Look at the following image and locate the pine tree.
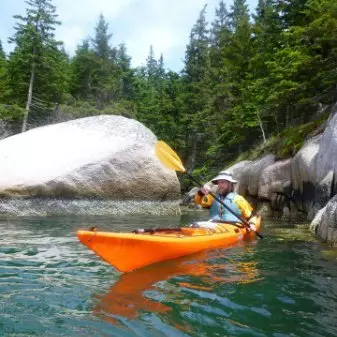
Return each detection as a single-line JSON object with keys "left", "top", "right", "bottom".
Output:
{"left": 229, "top": 0, "right": 250, "bottom": 30}
{"left": 116, "top": 43, "right": 131, "bottom": 73}
{"left": 183, "top": 5, "right": 211, "bottom": 173}
{"left": 206, "top": 1, "right": 239, "bottom": 167}
{"left": 0, "top": 40, "right": 5, "bottom": 60}
{"left": 132, "top": 49, "right": 180, "bottom": 146}
{"left": 165, "top": 70, "right": 185, "bottom": 149}
{"left": 90, "top": 14, "right": 120, "bottom": 104}
{"left": 7, "top": 0, "right": 67, "bottom": 131}
{"left": 146, "top": 45, "right": 157, "bottom": 79}
{"left": 185, "top": 6, "right": 209, "bottom": 82}
{"left": 263, "top": 0, "right": 318, "bottom": 129}
{"left": 252, "top": 0, "right": 282, "bottom": 77}
{"left": 247, "top": 0, "right": 283, "bottom": 139}
{"left": 154, "top": 54, "right": 174, "bottom": 138}
{"left": 70, "top": 39, "right": 96, "bottom": 100}
{"left": 116, "top": 43, "right": 133, "bottom": 99}
{"left": 228, "top": 0, "right": 251, "bottom": 83}
{"left": 276, "top": 0, "right": 309, "bottom": 28}
{"left": 135, "top": 46, "right": 159, "bottom": 131}
{"left": 216, "top": 0, "right": 255, "bottom": 154}
{"left": 157, "top": 54, "right": 165, "bottom": 80}
{"left": 301, "top": 0, "right": 337, "bottom": 104}
{"left": 92, "top": 14, "right": 113, "bottom": 61}
{"left": 0, "top": 40, "right": 7, "bottom": 103}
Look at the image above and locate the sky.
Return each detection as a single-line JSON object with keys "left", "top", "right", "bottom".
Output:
{"left": 0, "top": 0, "right": 258, "bottom": 72}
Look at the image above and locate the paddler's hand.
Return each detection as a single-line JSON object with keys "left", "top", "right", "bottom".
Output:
{"left": 248, "top": 223, "right": 256, "bottom": 232}
{"left": 200, "top": 184, "right": 211, "bottom": 195}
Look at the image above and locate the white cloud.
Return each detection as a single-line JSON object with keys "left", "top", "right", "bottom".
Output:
{"left": 55, "top": 0, "right": 133, "bottom": 21}
{"left": 53, "top": 0, "right": 134, "bottom": 53}
{"left": 57, "top": 25, "right": 86, "bottom": 52}
{"left": 126, "top": 28, "right": 176, "bottom": 68}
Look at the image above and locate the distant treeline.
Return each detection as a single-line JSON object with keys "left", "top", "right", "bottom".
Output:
{"left": 0, "top": 0, "right": 337, "bottom": 181}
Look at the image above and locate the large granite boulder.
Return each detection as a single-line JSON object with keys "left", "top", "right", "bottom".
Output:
{"left": 0, "top": 115, "right": 180, "bottom": 201}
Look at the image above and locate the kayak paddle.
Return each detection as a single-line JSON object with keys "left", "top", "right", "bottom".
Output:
{"left": 155, "top": 140, "right": 264, "bottom": 239}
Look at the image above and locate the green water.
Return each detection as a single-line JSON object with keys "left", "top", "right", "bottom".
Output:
{"left": 1, "top": 212, "right": 337, "bottom": 337}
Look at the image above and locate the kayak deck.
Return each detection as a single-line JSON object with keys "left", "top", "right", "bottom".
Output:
{"left": 77, "top": 216, "right": 261, "bottom": 273}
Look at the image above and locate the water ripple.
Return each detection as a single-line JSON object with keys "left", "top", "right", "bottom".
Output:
{"left": 1, "top": 216, "right": 337, "bottom": 336}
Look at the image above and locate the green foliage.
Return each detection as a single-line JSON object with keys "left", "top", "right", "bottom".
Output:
{"left": 0, "top": 40, "right": 7, "bottom": 102}
{"left": 92, "top": 14, "right": 113, "bottom": 61}
{"left": 0, "top": 104, "right": 25, "bottom": 120}
{"left": 58, "top": 99, "right": 137, "bottom": 119}
{"left": 181, "top": 5, "right": 212, "bottom": 173}
{"left": 232, "top": 112, "right": 329, "bottom": 164}
{"left": 116, "top": 43, "right": 133, "bottom": 99}
{"left": 277, "top": 114, "right": 329, "bottom": 157}
{"left": 70, "top": 15, "right": 133, "bottom": 106}
{"left": 69, "top": 39, "right": 95, "bottom": 99}
{"left": 0, "top": 40, "right": 5, "bottom": 60}
{"left": 132, "top": 48, "right": 183, "bottom": 151}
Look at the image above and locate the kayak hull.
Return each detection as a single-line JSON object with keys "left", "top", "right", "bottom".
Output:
{"left": 77, "top": 216, "right": 261, "bottom": 273}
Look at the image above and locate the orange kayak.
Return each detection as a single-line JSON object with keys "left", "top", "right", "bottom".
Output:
{"left": 77, "top": 215, "right": 261, "bottom": 273}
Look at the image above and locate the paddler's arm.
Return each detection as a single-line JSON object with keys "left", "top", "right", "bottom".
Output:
{"left": 233, "top": 195, "right": 256, "bottom": 230}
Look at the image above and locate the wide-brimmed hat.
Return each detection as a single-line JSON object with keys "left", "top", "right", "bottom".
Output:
{"left": 211, "top": 172, "right": 238, "bottom": 184}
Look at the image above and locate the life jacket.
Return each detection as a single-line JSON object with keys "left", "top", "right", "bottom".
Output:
{"left": 210, "top": 192, "right": 242, "bottom": 223}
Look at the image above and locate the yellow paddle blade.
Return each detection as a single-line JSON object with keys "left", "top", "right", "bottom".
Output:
{"left": 155, "top": 141, "right": 186, "bottom": 173}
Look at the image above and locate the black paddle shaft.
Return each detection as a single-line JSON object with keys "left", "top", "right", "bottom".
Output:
{"left": 187, "top": 173, "right": 264, "bottom": 239}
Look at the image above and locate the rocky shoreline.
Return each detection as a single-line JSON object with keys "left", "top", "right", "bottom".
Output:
{"left": 185, "top": 106, "right": 337, "bottom": 246}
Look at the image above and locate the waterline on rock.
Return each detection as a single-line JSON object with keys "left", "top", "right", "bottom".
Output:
{"left": 0, "top": 198, "right": 181, "bottom": 216}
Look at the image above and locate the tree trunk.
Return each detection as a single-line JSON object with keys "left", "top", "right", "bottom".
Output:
{"left": 256, "top": 110, "right": 266, "bottom": 143}
{"left": 21, "top": 62, "right": 36, "bottom": 133}
{"left": 187, "top": 131, "right": 197, "bottom": 173}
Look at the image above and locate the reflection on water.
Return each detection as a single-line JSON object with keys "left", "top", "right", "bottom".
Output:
{"left": 94, "top": 245, "right": 262, "bottom": 324}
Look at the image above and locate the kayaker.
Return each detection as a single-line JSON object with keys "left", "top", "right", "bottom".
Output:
{"left": 194, "top": 171, "right": 257, "bottom": 232}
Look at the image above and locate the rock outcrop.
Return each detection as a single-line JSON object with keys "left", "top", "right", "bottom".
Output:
{"left": 259, "top": 159, "right": 292, "bottom": 200}
{"left": 230, "top": 155, "right": 275, "bottom": 197}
